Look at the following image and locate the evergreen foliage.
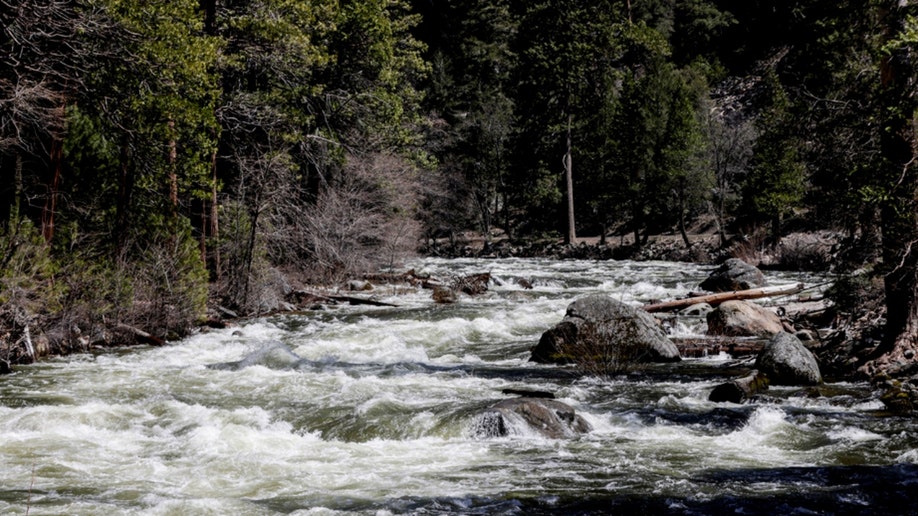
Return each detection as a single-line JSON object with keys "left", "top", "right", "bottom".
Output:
{"left": 2, "top": 0, "right": 918, "bottom": 358}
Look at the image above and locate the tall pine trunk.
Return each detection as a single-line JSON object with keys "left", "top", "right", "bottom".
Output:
{"left": 564, "top": 115, "right": 576, "bottom": 244}
{"left": 862, "top": 0, "right": 918, "bottom": 375}
{"left": 116, "top": 135, "right": 134, "bottom": 255}
{"left": 41, "top": 137, "right": 63, "bottom": 244}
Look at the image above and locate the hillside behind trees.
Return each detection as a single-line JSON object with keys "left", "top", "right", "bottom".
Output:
{"left": 2, "top": 0, "right": 917, "bottom": 375}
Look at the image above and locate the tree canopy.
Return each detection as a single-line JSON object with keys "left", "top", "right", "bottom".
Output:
{"left": 3, "top": 0, "right": 918, "bottom": 367}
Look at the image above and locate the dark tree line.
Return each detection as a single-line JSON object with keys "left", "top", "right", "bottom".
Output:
{"left": 2, "top": 0, "right": 918, "bottom": 369}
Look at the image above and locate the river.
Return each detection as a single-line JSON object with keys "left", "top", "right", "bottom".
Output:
{"left": 1, "top": 258, "right": 916, "bottom": 515}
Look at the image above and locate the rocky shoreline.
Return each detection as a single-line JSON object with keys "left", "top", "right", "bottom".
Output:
{"left": 3, "top": 231, "right": 914, "bottom": 415}
{"left": 423, "top": 233, "right": 916, "bottom": 413}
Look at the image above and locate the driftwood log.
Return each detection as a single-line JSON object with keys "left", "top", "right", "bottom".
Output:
{"left": 363, "top": 269, "right": 427, "bottom": 285}
{"left": 115, "top": 323, "right": 165, "bottom": 346}
{"left": 642, "top": 283, "right": 804, "bottom": 313}
{"left": 673, "top": 337, "right": 765, "bottom": 358}
{"left": 501, "top": 388, "right": 556, "bottom": 399}
{"left": 289, "top": 290, "right": 400, "bottom": 308}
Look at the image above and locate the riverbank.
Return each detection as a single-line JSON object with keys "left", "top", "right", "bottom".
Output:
{"left": 421, "top": 229, "right": 839, "bottom": 273}
{"left": 4, "top": 227, "right": 909, "bottom": 413}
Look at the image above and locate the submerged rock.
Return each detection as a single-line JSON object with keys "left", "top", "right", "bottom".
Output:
{"left": 709, "top": 370, "right": 769, "bottom": 403}
{"left": 471, "top": 398, "right": 592, "bottom": 439}
{"left": 699, "top": 258, "right": 766, "bottom": 292}
{"left": 755, "top": 332, "right": 822, "bottom": 385}
{"left": 879, "top": 380, "right": 918, "bottom": 414}
{"left": 432, "top": 286, "right": 458, "bottom": 304}
{"left": 208, "top": 340, "right": 302, "bottom": 370}
{"left": 530, "top": 294, "right": 680, "bottom": 365}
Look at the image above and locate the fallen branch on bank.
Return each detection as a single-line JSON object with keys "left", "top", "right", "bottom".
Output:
{"left": 363, "top": 269, "right": 427, "bottom": 285}
{"left": 642, "top": 283, "right": 805, "bottom": 313}
{"left": 325, "top": 294, "right": 399, "bottom": 307}
{"left": 289, "top": 289, "right": 399, "bottom": 308}
{"left": 115, "top": 323, "right": 165, "bottom": 346}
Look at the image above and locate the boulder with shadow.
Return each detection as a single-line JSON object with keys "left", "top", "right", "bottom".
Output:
{"left": 699, "top": 258, "right": 766, "bottom": 292}
{"left": 755, "top": 332, "right": 822, "bottom": 385}
{"left": 706, "top": 300, "right": 784, "bottom": 338}
{"left": 530, "top": 294, "right": 680, "bottom": 366}
{"left": 471, "top": 397, "right": 592, "bottom": 439}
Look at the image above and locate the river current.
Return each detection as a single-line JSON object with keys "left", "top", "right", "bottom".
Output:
{"left": 1, "top": 258, "right": 916, "bottom": 515}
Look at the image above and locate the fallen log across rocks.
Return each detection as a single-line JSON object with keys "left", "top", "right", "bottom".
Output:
{"left": 642, "top": 283, "right": 805, "bottom": 313}
{"left": 672, "top": 336, "right": 766, "bottom": 358}
{"left": 115, "top": 323, "right": 166, "bottom": 346}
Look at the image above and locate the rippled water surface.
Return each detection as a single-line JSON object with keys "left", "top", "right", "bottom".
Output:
{"left": 1, "top": 258, "right": 916, "bottom": 515}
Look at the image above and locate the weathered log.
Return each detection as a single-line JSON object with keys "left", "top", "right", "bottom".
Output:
{"left": 363, "top": 269, "right": 426, "bottom": 284}
{"left": 452, "top": 272, "right": 492, "bottom": 295}
{"left": 326, "top": 295, "right": 399, "bottom": 307}
{"left": 21, "top": 325, "right": 35, "bottom": 360}
{"left": 421, "top": 278, "right": 447, "bottom": 290}
{"left": 289, "top": 290, "right": 399, "bottom": 308}
{"left": 501, "top": 388, "right": 556, "bottom": 399}
{"left": 643, "top": 283, "right": 804, "bottom": 313}
{"left": 673, "top": 337, "right": 765, "bottom": 358}
{"left": 215, "top": 305, "right": 239, "bottom": 319}
{"left": 115, "top": 323, "right": 165, "bottom": 346}
{"left": 709, "top": 370, "right": 769, "bottom": 403}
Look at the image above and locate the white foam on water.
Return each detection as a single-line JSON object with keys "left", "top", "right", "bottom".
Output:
{"left": 826, "top": 425, "right": 884, "bottom": 442}
{"left": 1, "top": 257, "right": 905, "bottom": 513}
{"left": 896, "top": 448, "right": 918, "bottom": 463}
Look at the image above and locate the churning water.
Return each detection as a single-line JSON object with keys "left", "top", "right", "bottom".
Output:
{"left": 1, "top": 258, "right": 916, "bottom": 515}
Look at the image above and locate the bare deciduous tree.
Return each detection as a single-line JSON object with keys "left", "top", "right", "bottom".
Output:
{"left": 702, "top": 103, "right": 756, "bottom": 246}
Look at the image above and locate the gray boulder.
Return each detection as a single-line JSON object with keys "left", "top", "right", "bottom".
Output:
{"left": 471, "top": 398, "right": 592, "bottom": 439}
{"left": 706, "top": 300, "right": 784, "bottom": 337}
{"left": 699, "top": 258, "right": 766, "bottom": 292}
{"left": 755, "top": 332, "right": 822, "bottom": 385}
{"left": 530, "top": 294, "right": 680, "bottom": 364}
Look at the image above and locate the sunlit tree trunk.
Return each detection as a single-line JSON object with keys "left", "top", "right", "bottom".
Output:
{"left": 210, "top": 149, "right": 221, "bottom": 279}
{"left": 41, "top": 137, "right": 63, "bottom": 244}
{"left": 564, "top": 115, "right": 576, "bottom": 244}
{"left": 167, "top": 119, "right": 178, "bottom": 216}
{"left": 116, "top": 135, "right": 134, "bottom": 254}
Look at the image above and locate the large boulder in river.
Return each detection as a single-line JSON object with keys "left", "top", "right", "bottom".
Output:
{"left": 530, "top": 295, "right": 680, "bottom": 365}
{"left": 706, "top": 300, "right": 784, "bottom": 337}
{"left": 471, "top": 398, "right": 592, "bottom": 439}
{"left": 755, "top": 332, "right": 822, "bottom": 385}
{"left": 699, "top": 258, "right": 766, "bottom": 292}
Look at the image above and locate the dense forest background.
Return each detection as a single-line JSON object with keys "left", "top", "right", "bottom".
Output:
{"left": 2, "top": 1, "right": 918, "bottom": 369}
